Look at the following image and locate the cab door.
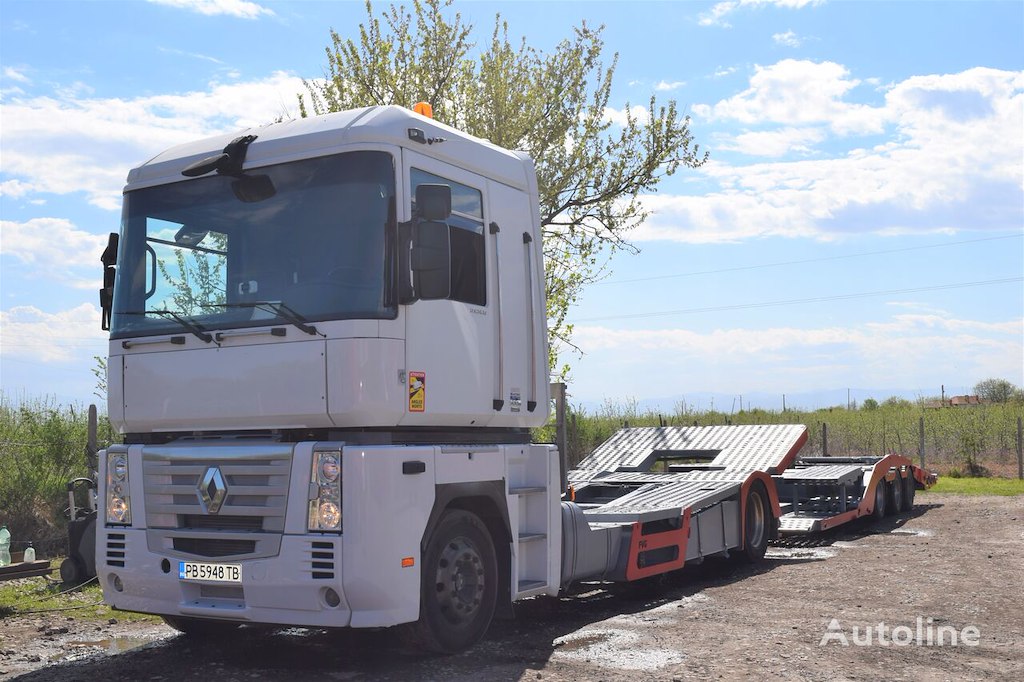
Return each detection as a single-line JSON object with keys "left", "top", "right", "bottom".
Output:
{"left": 399, "top": 149, "right": 495, "bottom": 426}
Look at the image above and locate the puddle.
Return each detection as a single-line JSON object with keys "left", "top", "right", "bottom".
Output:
{"left": 66, "top": 636, "right": 160, "bottom": 654}
{"left": 554, "top": 632, "right": 610, "bottom": 652}
{"left": 765, "top": 546, "right": 837, "bottom": 561}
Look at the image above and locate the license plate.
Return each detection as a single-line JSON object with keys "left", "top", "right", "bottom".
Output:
{"left": 178, "top": 561, "right": 242, "bottom": 583}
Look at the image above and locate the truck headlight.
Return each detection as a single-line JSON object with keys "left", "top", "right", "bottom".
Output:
{"left": 106, "top": 449, "right": 132, "bottom": 525}
{"left": 309, "top": 450, "right": 342, "bottom": 532}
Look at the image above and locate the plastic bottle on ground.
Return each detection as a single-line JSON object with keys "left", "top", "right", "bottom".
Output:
{"left": 0, "top": 526, "right": 11, "bottom": 567}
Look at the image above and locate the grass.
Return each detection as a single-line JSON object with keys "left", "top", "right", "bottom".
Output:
{"left": 0, "top": 570, "right": 160, "bottom": 623}
{"left": 923, "top": 477, "right": 1024, "bottom": 496}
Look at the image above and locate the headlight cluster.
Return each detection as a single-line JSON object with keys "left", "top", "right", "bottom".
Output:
{"left": 308, "top": 451, "right": 342, "bottom": 532}
{"left": 106, "top": 449, "right": 132, "bottom": 525}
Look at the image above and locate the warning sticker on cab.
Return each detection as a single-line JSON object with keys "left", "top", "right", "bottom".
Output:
{"left": 409, "top": 371, "right": 425, "bottom": 412}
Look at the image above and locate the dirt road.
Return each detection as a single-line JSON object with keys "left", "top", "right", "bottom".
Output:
{"left": 2, "top": 493, "right": 1022, "bottom": 681}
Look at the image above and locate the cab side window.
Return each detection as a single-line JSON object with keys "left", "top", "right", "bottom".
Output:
{"left": 411, "top": 168, "right": 486, "bottom": 306}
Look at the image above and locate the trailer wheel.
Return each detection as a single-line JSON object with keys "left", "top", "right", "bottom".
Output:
{"left": 871, "top": 479, "right": 888, "bottom": 520}
{"left": 162, "top": 616, "right": 241, "bottom": 636}
{"left": 407, "top": 509, "right": 497, "bottom": 653}
{"left": 889, "top": 473, "right": 904, "bottom": 516}
{"left": 739, "top": 483, "right": 770, "bottom": 563}
{"left": 901, "top": 474, "right": 916, "bottom": 512}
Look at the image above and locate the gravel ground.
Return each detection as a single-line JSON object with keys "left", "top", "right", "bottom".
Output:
{"left": 1, "top": 492, "right": 1021, "bottom": 681}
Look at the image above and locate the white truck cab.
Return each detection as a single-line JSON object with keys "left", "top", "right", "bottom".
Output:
{"left": 97, "top": 105, "right": 560, "bottom": 652}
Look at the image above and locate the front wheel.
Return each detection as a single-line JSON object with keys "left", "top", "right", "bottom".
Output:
{"left": 406, "top": 510, "right": 498, "bottom": 653}
{"left": 739, "top": 483, "right": 770, "bottom": 563}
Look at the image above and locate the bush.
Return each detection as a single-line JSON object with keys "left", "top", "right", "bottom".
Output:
{"left": 0, "top": 395, "right": 114, "bottom": 557}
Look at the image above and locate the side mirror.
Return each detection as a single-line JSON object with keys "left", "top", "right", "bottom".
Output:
{"left": 411, "top": 220, "right": 450, "bottom": 300}
{"left": 99, "top": 232, "right": 118, "bottom": 331}
{"left": 416, "top": 184, "right": 451, "bottom": 221}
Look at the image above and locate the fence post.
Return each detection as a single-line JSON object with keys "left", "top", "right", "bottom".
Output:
{"left": 1017, "top": 416, "right": 1022, "bottom": 481}
{"left": 87, "top": 403, "right": 99, "bottom": 471}
{"left": 918, "top": 416, "right": 926, "bottom": 470}
{"left": 822, "top": 422, "right": 828, "bottom": 457}
{"left": 550, "top": 382, "right": 568, "bottom": 493}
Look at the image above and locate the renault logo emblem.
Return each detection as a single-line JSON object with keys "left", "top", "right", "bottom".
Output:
{"left": 198, "top": 466, "right": 228, "bottom": 514}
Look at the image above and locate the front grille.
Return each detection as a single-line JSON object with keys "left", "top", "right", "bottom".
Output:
{"left": 310, "top": 540, "right": 336, "bottom": 579}
{"left": 181, "top": 515, "right": 264, "bottom": 531}
{"left": 141, "top": 443, "right": 294, "bottom": 560}
{"left": 173, "top": 537, "right": 256, "bottom": 557}
{"left": 106, "top": 533, "right": 126, "bottom": 567}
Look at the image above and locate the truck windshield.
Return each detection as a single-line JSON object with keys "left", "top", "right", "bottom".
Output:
{"left": 110, "top": 151, "right": 396, "bottom": 339}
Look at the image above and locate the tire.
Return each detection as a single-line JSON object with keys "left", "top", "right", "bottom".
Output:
{"left": 889, "top": 473, "right": 904, "bottom": 516}
{"left": 871, "top": 478, "right": 888, "bottom": 520}
{"left": 59, "top": 556, "right": 83, "bottom": 585}
{"left": 406, "top": 509, "right": 498, "bottom": 653}
{"left": 162, "top": 616, "right": 241, "bottom": 637}
{"left": 739, "top": 483, "right": 770, "bottom": 563}
{"left": 901, "top": 474, "right": 916, "bottom": 512}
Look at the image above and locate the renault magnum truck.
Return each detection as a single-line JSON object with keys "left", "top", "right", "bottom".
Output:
{"left": 96, "top": 104, "right": 932, "bottom": 652}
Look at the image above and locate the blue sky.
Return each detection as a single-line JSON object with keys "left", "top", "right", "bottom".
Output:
{"left": 1, "top": 0, "right": 1022, "bottom": 411}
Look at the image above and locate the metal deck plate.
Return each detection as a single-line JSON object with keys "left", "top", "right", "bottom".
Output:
{"left": 779, "top": 464, "right": 865, "bottom": 485}
{"left": 778, "top": 516, "right": 823, "bottom": 533}
{"left": 574, "top": 424, "right": 808, "bottom": 477}
{"left": 581, "top": 480, "right": 740, "bottom": 523}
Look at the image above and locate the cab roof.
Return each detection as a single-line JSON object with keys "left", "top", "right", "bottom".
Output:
{"left": 125, "top": 105, "right": 534, "bottom": 192}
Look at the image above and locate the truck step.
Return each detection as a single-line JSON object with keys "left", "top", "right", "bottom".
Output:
{"left": 516, "top": 579, "right": 547, "bottom": 592}
{"left": 517, "top": 532, "right": 547, "bottom": 543}
{"left": 509, "top": 486, "right": 547, "bottom": 495}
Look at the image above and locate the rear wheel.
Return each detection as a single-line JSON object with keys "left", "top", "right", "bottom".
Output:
{"left": 889, "top": 473, "right": 904, "bottom": 516}
{"left": 739, "top": 483, "right": 770, "bottom": 563}
{"left": 406, "top": 509, "right": 497, "bottom": 653}
{"left": 162, "top": 616, "right": 241, "bottom": 636}
{"left": 871, "top": 479, "right": 888, "bottom": 520}
{"left": 901, "top": 474, "right": 916, "bottom": 512}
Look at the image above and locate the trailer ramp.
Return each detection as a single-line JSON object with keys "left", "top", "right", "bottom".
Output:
{"left": 561, "top": 425, "right": 807, "bottom": 585}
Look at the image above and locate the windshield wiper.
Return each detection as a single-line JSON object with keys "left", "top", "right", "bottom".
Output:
{"left": 122, "top": 310, "right": 215, "bottom": 343}
{"left": 214, "top": 302, "right": 322, "bottom": 337}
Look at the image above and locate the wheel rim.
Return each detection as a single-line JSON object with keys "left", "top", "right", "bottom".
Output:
{"left": 747, "top": 492, "right": 766, "bottom": 548}
{"left": 434, "top": 536, "right": 485, "bottom": 626}
{"left": 892, "top": 476, "right": 903, "bottom": 509}
{"left": 875, "top": 483, "right": 886, "bottom": 513}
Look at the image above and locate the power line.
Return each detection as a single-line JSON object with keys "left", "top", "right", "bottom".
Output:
{"left": 597, "top": 233, "right": 1024, "bottom": 286}
{"left": 574, "top": 277, "right": 1024, "bottom": 322}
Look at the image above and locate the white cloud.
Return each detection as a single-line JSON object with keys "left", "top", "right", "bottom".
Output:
{"left": 772, "top": 30, "right": 802, "bottom": 47}
{"left": 694, "top": 59, "right": 885, "bottom": 135}
{"left": 699, "top": 0, "right": 822, "bottom": 28}
{"left": 2, "top": 66, "right": 30, "bottom": 83}
{"left": 0, "top": 304, "right": 106, "bottom": 363}
{"left": 146, "top": 0, "right": 274, "bottom": 19}
{"left": 1, "top": 217, "right": 107, "bottom": 269}
{"left": 713, "top": 66, "right": 738, "bottom": 78}
{"left": 604, "top": 105, "right": 651, "bottom": 127}
{"left": 641, "top": 65, "right": 1023, "bottom": 243}
{"left": 655, "top": 80, "right": 686, "bottom": 92}
{"left": 718, "top": 126, "right": 826, "bottom": 156}
{"left": 0, "top": 71, "right": 307, "bottom": 210}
